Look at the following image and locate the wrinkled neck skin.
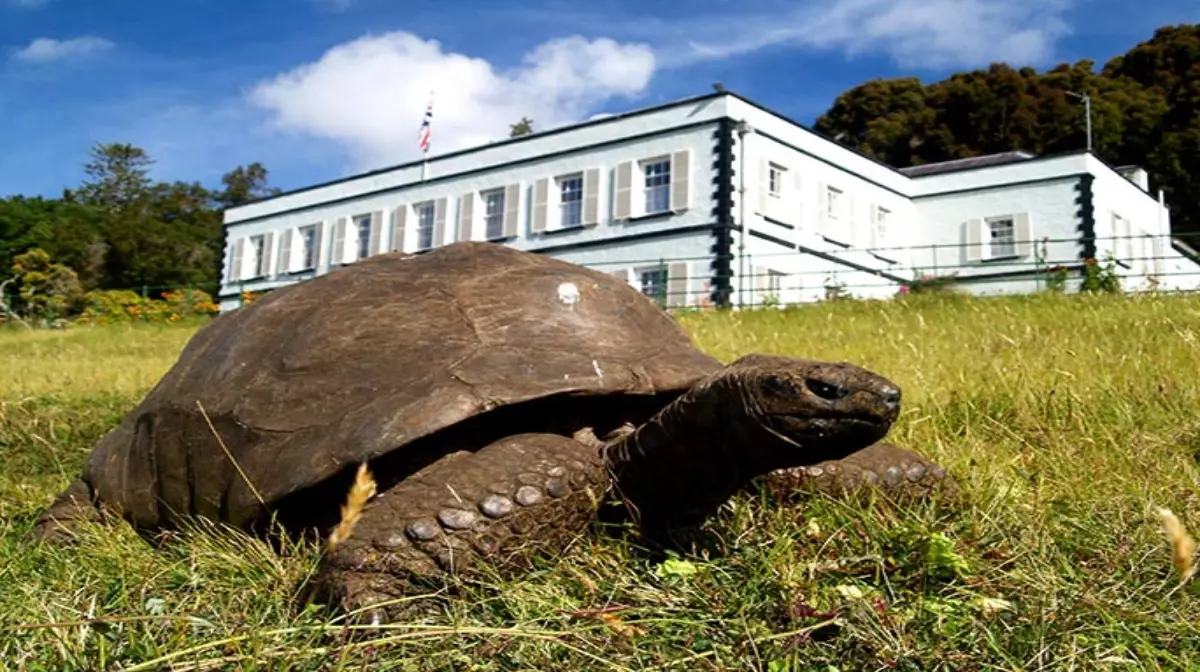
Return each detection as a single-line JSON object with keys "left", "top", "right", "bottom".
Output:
{"left": 603, "top": 374, "right": 779, "bottom": 537}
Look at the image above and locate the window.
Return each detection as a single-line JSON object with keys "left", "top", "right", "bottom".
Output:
{"left": 767, "top": 270, "right": 784, "bottom": 296}
{"left": 249, "top": 234, "right": 268, "bottom": 277}
{"left": 415, "top": 202, "right": 435, "bottom": 250}
{"left": 1139, "top": 233, "right": 1154, "bottom": 275}
{"left": 987, "top": 217, "right": 1015, "bottom": 257}
{"left": 826, "top": 186, "right": 842, "bottom": 219}
{"left": 299, "top": 224, "right": 317, "bottom": 269}
{"left": 639, "top": 268, "right": 668, "bottom": 303}
{"left": 874, "top": 207, "right": 889, "bottom": 246}
{"left": 559, "top": 174, "right": 583, "bottom": 228}
{"left": 1112, "top": 212, "right": 1131, "bottom": 259}
{"left": 483, "top": 189, "right": 505, "bottom": 239}
{"left": 643, "top": 158, "right": 671, "bottom": 214}
{"left": 768, "top": 164, "right": 785, "bottom": 198}
{"left": 353, "top": 214, "right": 371, "bottom": 260}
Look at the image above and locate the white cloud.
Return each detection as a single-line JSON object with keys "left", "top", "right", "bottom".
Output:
{"left": 13, "top": 36, "right": 114, "bottom": 63}
{"left": 249, "top": 31, "right": 655, "bottom": 171}
{"left": 627, "top": 0, "right": 1072, "bottom": 70}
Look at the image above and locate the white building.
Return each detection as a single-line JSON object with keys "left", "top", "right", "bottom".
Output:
{"left": 218, "top": 90, "right": 1200, "bottom": 312}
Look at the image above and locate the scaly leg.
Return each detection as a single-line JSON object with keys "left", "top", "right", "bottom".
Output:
{"left": 32, "top": 478, "right": 109, "bottom": 544}
{"left": 307, "top": 432, "right": 610, "bottom": 623}
{"left": 757, "top": 442, "right": 956, "bottom": 502}
{"left": 595, "top": 425, "right": 953, "bottom": 502}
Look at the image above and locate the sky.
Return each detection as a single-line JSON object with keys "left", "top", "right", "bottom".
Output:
{"left": 1, "top": 0, "right": 1196, "bottom": 199}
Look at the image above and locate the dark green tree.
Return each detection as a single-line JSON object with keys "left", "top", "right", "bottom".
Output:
{"left": 814, "top": 24, "right": 1200, "bottom": 238}
{"left": 509, "top": 117, "right": 534, "bottom": 137}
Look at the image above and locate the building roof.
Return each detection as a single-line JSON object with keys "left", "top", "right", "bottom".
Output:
{"left": 225, "top": 89, "right": 913, "bottom": 215}
{"left": 898, "top": 150, "right": 1037, "bottom": 178}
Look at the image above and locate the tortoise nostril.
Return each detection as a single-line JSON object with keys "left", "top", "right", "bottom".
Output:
{"left": 879, "top": 385, "right": 901, "bottom": 410}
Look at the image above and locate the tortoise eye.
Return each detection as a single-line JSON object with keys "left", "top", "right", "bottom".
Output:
{"left": 805, "top": 378, "right": 849, "bottom": 401}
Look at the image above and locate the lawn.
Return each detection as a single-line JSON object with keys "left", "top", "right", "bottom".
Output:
{"left": 2, "top": 292, "right": 1199, "bottom": 670}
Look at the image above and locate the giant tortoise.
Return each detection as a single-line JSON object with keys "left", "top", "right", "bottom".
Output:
{"left": 34, "top": 241, "right": 950, "bottom": 621}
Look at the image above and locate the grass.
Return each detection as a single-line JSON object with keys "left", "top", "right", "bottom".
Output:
{"left": 2, "top": 292, "right": 1200, "bottom": 670}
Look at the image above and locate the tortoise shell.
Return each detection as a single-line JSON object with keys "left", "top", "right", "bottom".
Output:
{"left": 82, "top": 242, "right": 722, "bottom": 532}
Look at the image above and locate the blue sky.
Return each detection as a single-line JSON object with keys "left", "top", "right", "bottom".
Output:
{"left": 1, "top": 0, "right": 1195, "bottom": 199}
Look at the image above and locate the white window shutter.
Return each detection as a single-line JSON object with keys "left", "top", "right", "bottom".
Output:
{"left": 748, "top": 264, "right": 765, "bottom": 305}
{"left": 332, "top": 217, "right": 347, "bottom": 264}
{"left": 433, "top": 197, "right": 447, "bottom": 246}
{"left": 613, "top": 161, "right": 632, "bottom": 220}
{"left": 582, "top": 168, "right": 601, "bottom": 226}
{"left": 230, "top": 237, "right": 245, "bottom": 281}
{"left": 312, "top": 221, "right": 325, "bottom": 268}
{"left": 754, "top": 265, "right": 771, "bottom": 294}
{"left": 757, "top": 159, "right": 769, "bottom": 214}
{"left": 277, "top": 228, "right": 293, "bottom": 275}
{"left": 848, "top": 195, "right": 866, "bottom": 248}
{"left": 458, "top": 193, "right": 474, "bottom": 242}
{"left": 815, "top": 182, "right": 827, "bottom": 236}
{"left": 609, "top": 267, "right": 633, "bottom": 286}
{"left": 1110, "top": 211, "right": 1121, "bottom": 258}
{"left": 873, "top": 205, "right": 883, "bottom": 249}
{"left": 390, "top": 206, "right": 406, "bottom": 252}
{"left": 261, "top": 231, "right": 275, "bottom": 276}
{"left": 1013, "top": 212, "right": 1033, "bottom": 257}
{"left": 666, "top": 261, "right": 689, "bottom": 308}
{"left": 867, "top": 204, "right": 879, "bottom": 249}
{"left": 503, "top": 183, "right": 521, "bottom": 238}
{"left": 670, "top": 150, "right": 690, "bottom": 212}
{"left": 1120, "top": 215, "right": 1132, "bottom": 260}
{"left": 964, "top": 218, "right": 984, "bottom": 262}
{"left": 532, "top": 178, "right": 549, "bottom": 233}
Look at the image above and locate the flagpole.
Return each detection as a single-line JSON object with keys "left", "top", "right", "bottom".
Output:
{"left": 419, "top": 90, "right": 433, "bottom": 182}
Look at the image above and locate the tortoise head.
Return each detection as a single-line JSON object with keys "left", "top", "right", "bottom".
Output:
{"left": 727, "top": 353, "right": 901, "bottom": 467}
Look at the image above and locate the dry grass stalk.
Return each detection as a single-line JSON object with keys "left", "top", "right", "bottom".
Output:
{"left": 327, "top": 462, "right": 377, "bottom": 552}
{"left": 1156, "top": 507, "right": 1197, "bottom": 583}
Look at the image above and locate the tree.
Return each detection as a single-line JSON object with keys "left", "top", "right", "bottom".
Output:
{"left": 68, "top": 142, "right": 155, "bottom": 212}
{"left": 0, "top": 196, "right": 106, "bottom": 289}
{"left": 217, "top": 162, "right": 282, "bottom": 209}
{"left": 509, "top": 117, "right": 534, "bottom": 137}
{"left": 813, "top": 24, "right": 1200, "bottom": 238}
{"left": 11, "top": 248, "right": 83, "bottom": 320}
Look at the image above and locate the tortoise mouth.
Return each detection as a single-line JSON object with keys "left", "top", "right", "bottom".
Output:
{"left": 764, "top": 412, "right": 891, "bottom": 446}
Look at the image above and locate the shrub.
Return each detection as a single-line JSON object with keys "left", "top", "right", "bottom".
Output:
{"left": 77, "top": 288, "right": 219, "bottom": 325}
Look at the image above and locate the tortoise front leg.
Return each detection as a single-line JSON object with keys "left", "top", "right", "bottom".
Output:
{"left": 755, "top": 442, "right": 956, "bottom": 502}
{"left": 307, "top": 432, "right": 610, "bottom": 624}
{"left": 32, "top": 478, "right": 109, "bottom": 544}
{"left": 594, "top": 426, "right": 953, "bottom": 504}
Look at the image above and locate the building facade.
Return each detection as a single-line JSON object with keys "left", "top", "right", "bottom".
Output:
{"left": 218, "top": 91, "right": 1200, "bottom": 312}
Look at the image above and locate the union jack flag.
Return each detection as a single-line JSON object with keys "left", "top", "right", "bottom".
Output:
{"left": 418, "top": 99, "right": 433, "bottom": 154}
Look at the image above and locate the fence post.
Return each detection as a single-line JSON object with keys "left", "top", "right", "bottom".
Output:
{"left": 744, "top": 253, "right": 752, "bottom": 309}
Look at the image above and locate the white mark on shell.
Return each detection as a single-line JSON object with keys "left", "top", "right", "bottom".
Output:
{"left": 592, "top": 360, "right": 604, "bottom": 377}
{"left": 557, "top": 282, "right": 581, "bottom": 308}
